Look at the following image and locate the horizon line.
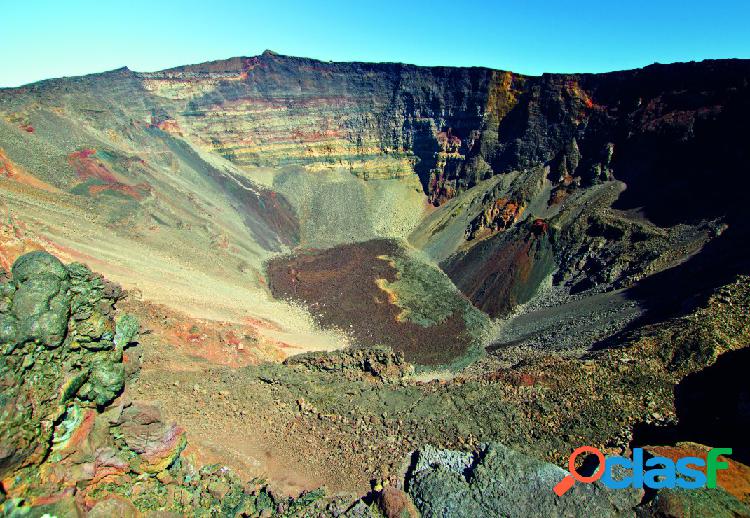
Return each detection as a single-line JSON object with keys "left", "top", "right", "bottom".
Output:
{"left": 3, "top": 50, "right": 749, "bottom": 89}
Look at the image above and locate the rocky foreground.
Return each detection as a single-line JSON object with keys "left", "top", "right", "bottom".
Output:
{"left": 0, "top": 252, "right": 326, "bottom": 516}
{"left": 2, "top": 251, "right": 749, "bottom": 517}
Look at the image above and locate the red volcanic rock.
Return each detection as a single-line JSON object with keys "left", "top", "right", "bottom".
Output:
{"left": 377, "top": 487, "right": 419, "bottom": 518}
{"left": 482, "top": 370, "right": 544, "bottom": 387}
{"left": 437, "top": 128, "right": 462, "bottom": 153}
{"left": 466, "top": 197, "right": 525, "bottom": 239}
{"left": 67, "top": 148, "right": 150, "bottom": 200}
{"left": 268, "top": 239, "right": 475, "bottom": 365}
{"left": 70, "top": 148, "right": 96, "bottom": 160}
{"left": 150, "top": 115, "right": 183, "bottom": 135}
{"left": 90, "top": 447, "right": 130, "bottom": 485}
{"left": 0, "top": 148, "right": 17, "bottom": 177}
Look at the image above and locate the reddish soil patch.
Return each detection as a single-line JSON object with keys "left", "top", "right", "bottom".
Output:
{"left": 120, "top": 299, "right": 282, "bottom": 368}
{"left": 445, "top": 226, "right": 555, "bottom": 317}
{"left": 0, "top": 150, "right": 17, "bottom": 178}
{"left": 267, "top": 239, "right": 471, "bottom": 365}
{"left": 68, "top": 148, "right": 150, "bottom": 200}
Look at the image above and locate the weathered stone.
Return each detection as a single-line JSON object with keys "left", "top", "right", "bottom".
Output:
{"left": 117, "top": 401, "right": 187, "bottom": 474}
{"left": 11, "top": 250, "right": 68, "bottom": 283}
{"left": 114, "top": 313, "right": 139, "bottom": 349}
{"left": 646, "top": 487, "right": 750, "bottom": 517}
{"left": 79, "top": 358, "right": 125, "bottom": 406}
{"left": 12, "top": 274, "right": 70, "bottom": 348}
{"left": 408, "top": 443, "right": 643, "bottom": 518}
{"left": 376, "top": 487, "right": 419, "bottom": 518}
{"left": 87, "top": 495, "right": 139, "bottom": 518}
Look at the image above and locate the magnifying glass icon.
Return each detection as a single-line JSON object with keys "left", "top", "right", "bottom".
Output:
{"left": 553, "top": 446, "right": 606, "bottom": 496}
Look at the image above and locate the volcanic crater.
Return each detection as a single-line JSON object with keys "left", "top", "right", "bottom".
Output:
{"left": 1, "top": 51, "right": 750, "bottom": 516}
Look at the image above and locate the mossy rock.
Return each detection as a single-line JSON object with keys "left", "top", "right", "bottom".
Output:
{"left": 11, "top": 250, "right": 69, "bottom": 284}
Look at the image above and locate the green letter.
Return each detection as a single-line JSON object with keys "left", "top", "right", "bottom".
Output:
{"left": 707, "top": 448, "right": 732, "bottom": 488}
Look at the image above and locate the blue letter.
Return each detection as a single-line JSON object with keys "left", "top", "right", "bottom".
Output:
{"left": 631, "top": 448, "right": 644, "bottom": 488}
{"left": 601, "top": 456, "right": 634, "bottom": 489}
{"left": 644, "top": 457, "right": 676, "bottom": 489}
{"left": 676, "top": 457, "right": 707, "bottom": 489}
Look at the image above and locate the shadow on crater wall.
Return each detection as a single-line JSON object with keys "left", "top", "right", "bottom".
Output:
{"left": 632, "top": 347, "right": 750, "bottom": 465}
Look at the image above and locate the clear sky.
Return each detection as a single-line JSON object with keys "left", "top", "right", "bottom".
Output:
{"left": 2, "top": 0, "right": 749, "bottom": 87}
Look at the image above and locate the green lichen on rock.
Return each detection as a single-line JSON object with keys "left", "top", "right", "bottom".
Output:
{"left": 78, "top": 356, "right": 125, "bottom": 406}
{"left": 8, "top": 251, "right": 71, "bottom": 349}
{"left": 11, "top": 250, "right": 69, "bottom": 283}
{"left": 114, "top": 313, "right": 139, "bottom": 349}
{"left": 0, "top": 251, "right": 136, "bottom": 480}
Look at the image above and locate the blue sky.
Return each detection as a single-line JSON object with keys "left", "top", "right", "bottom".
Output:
{"left": 2, "top": 0, "right": 749, "bottom": 86}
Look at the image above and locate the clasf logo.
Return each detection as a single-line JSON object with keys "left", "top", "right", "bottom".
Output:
{"left": 553, "top": 446, "right": 732, "bottom": 496}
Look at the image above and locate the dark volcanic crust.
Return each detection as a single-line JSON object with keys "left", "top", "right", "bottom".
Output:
{"left": 266, "top": 239, "right": 472, "bottom": 365}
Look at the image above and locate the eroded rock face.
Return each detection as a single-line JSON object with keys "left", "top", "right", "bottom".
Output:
{"left": 141, "top": 54, "right": 750, "bottom": 221}
{"left": 115, "top": 401, "right": 187, "bottom": 474}
{"left": 445, "top": 217, "right": 557, "bottom": 316}
{"left": 143, "top": 55, "right": 750, "bottom": 318}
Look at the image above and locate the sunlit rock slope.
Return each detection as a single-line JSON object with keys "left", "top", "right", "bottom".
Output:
{"left": 1, "top": 52, "right": 748, "bottom": 361}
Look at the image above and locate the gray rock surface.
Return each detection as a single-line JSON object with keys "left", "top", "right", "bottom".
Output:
{"left": 408, "top": 443, "right": 643, "bottom": 518}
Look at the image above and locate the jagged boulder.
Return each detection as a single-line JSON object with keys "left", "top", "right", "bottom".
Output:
{"left": 115, "top": 401, "right": 186, "bottom": 474}
{"left": 407, "top": 443, "right": 643, "bottom": 518}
